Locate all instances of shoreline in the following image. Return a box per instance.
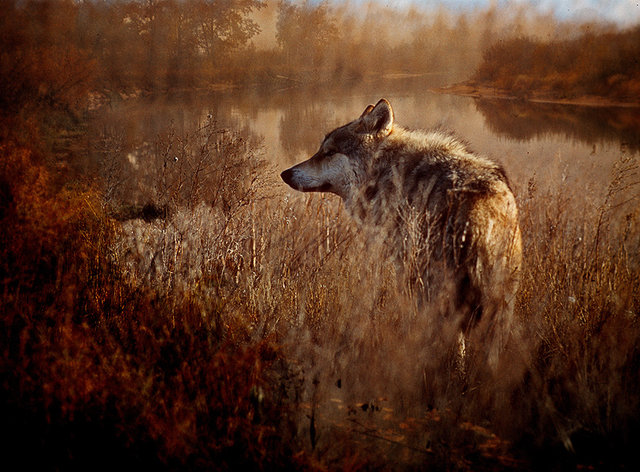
[432,83,640,109]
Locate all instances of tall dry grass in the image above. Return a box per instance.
[2,111,639,469]
[110,119,640,468]
[3,0,639,469]
[0,130,312,469]
[510,154,640,466]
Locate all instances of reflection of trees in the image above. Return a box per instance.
[475,99,640,153]
[278,100,333,156]
[271,77,444,157]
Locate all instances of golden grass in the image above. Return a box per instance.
[3,1,639,468]
[1,117,639,470]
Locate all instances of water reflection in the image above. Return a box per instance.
[475,98,640,153]
[86,80,638,207]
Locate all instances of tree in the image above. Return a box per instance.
[276,0,338,72]
[195,0,265,68]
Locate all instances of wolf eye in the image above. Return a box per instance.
[324,146,339,155]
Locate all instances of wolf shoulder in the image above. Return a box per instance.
[376,127,514,201]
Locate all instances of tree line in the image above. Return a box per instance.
[2,0,595,107]
[2,0,633,148]
[473,25,640,100]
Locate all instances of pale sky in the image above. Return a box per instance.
[392,0,640,26]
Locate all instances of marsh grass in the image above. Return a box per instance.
[3,1,638,468]
[112,122,640,468]
[508,155,640,466]
[2,117,639,470]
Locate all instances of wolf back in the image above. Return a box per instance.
[281,99,522,363]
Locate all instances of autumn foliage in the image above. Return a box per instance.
[0,1,307,469]
[473,26,640,100]
[1,0,640,470]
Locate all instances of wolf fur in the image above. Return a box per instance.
[281,99,522,365]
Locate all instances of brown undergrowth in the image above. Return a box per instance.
[3,1,639,469]
[2,113,639,469]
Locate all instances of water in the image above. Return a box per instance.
[88,77,639,205]
[86,78,640,468]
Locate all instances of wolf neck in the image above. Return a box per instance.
[341,126,464,226]
[341,129,408,226]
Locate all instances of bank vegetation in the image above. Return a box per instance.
[2,0,640,470]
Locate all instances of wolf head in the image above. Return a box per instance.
[281,99,394,200]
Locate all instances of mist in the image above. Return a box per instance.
[3,0,621,97]
[2,0,640,470]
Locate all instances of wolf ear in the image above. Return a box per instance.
[361,99,394,137]
[359,104,375,118]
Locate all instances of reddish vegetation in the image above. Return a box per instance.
[468,26,640,104]
[0,132,308,471]
[0,1,308,468]
[1,0,640,470]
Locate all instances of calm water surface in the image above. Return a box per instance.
[88,78,640,205]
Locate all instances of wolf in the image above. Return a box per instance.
[281,99,522,365]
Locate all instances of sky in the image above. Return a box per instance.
[393,0,640,26]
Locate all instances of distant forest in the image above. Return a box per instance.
[473,26,640,101]
[2,0,638,134]
[2,0,616,112]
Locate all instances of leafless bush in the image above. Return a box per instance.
[149,118,270,212]
[110,123,640,469]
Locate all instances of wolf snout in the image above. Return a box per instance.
[281,168,296,188]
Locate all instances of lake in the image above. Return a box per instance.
[82,77,639,470]
[87,76,639,209]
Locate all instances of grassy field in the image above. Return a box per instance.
[2,1,640,468]
[2,114,639,470]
